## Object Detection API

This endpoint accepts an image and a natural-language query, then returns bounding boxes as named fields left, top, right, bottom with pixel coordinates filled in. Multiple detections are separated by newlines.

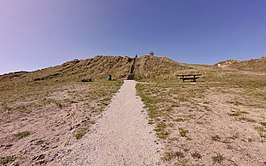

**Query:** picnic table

left=177, top=74, right=202, bottom=82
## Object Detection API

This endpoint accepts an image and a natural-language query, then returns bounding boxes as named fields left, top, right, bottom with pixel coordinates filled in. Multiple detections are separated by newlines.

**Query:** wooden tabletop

left=176, top=74, right=202, bottom=77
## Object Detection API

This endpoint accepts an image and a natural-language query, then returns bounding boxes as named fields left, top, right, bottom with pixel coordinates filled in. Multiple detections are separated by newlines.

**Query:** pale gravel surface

left=58, top=80, right=161, bottom=166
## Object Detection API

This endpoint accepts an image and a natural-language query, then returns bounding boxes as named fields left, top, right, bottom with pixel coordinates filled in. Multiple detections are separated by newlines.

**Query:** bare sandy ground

left=56, top=80, right=161, bottom=166
left=0, top=82, right=122, bottom=166
left=137, top=78, right=266, bottom=165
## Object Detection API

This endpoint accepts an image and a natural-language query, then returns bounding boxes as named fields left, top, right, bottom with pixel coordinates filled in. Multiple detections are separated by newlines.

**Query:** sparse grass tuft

left=162, top=151, right=185, bottom=161
left=211, top=135, right=221, bottom=141
left=44, top=98, right=64, bottom=108
left=222, top=136, right=238, bottom=143
left=163, top=152, right=173, bottom=161
left=191, top=152, right=202, bottom=159
left=212, top=153, right=225, bottom=164
left=36, top=139, right=45, bottom=145
left=237, top=116, right=256, bottom=123
left=260, top=122, right=266, bottom=127
left=0, top=156, right=16, bottom=165
left=173, top=151, right=185, bottom=159
left=175, top=117, right=186, bottom=122
left=74, top=120, right=96, bottom=139
left=255, top=126, right=266, bottom=138
left=14, top=131, right=30, bottom=139
left=75, top=128, right=87, bottom=140
left=229, top=110, right=249, bottom=117
left=226, top=144, right=233, bottom=149
left=155, top=122, right=168, bottom=139
left=179, top=128, right=188, bottom=137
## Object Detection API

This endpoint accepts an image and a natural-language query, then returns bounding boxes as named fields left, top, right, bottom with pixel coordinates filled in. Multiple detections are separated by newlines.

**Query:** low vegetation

left=74, top=120, right=95, bottom=139
left=179, top=128, right=188, bottom=137
left=0, top=156, right=16, bottom=165
left=212, top=153, right=225, bottom=164
left=134, top=55, right=190, bottom=79
left=136, top=60, right=266, bottom=165
left=0, top=78, right=122, bottom=165
left=1, top=55, right=266, bottom=165
left=229, top=56, right=266, bottom=72
left=14, top=131, right=31, bottom=139
left=0, top=57, right=123, bottom=165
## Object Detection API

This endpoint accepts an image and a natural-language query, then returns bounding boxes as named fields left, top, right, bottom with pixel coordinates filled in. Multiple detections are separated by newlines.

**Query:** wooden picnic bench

left=177, top=74, right=202, bottom=82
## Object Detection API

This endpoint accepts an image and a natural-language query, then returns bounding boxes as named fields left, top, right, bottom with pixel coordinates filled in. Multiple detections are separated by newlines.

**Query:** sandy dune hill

left=216, top=56, right=266, bottom=72
left=1, top=55, right=266, bottom=165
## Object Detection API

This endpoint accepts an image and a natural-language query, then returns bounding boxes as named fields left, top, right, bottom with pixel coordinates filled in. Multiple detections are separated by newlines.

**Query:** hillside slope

left=1, top=55, right=265, bottom=82
left=230, top=56, right=266, bottom=72
left=59, top=56, right=133, bottom=80
left=134, top=55, right=193, bottom=79
left=1, top=55, right=204, bottom=82
left=216, top=56, right=266, bottom=72
left=1, top=55, right=265, bottom=165
left=0, top=56, right=131, bottom=165
left=0, top=56, right=133, bottom=84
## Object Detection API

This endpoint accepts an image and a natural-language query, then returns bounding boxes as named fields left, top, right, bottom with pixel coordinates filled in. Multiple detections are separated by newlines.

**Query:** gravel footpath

left=58, top=80, right=161, bottom=166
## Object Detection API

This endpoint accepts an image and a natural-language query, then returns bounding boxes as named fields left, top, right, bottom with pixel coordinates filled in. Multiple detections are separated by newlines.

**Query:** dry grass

left=1, top=55, right=266, bottom=165
left=230, top=56, right=266, bottom=72
left=14, top=131, right=31, bottom=139
left=212, top=153, right=225, bottom=164
left=136, top=65, right=266, bottom=165
left=74, top=120, right=95, bottom=139
left=134, top=55, right=191, bottom=79
left=0, top=63, right=123, bottom=165
left=0, top=156, right=16, bottom=165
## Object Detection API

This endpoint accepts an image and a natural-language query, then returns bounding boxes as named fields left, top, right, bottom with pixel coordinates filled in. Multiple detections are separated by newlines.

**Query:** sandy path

left=59, top=80, right=161, bottom=166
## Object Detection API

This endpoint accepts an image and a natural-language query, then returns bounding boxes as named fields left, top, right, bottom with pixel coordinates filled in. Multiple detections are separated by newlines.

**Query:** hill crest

left=216, top=56, right=266, bottom=72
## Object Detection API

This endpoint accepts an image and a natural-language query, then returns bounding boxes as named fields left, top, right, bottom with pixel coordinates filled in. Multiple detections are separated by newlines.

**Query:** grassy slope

left=0, top=55, right=133, bottom=82
left=220, top=56, right=266, bottom=72
left=1, top=55, right=266, bottom=165
left=0, top=56, right=128, bottom=165
left=136, top=64, right=266, bottom=165
left=0, top=79, right=122, bottom=165
left=134, top=55, right=193, bottom=79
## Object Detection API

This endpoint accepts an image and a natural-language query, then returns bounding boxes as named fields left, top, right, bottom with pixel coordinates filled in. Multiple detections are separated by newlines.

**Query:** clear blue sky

left=1, top=0, right=266, bottom=74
